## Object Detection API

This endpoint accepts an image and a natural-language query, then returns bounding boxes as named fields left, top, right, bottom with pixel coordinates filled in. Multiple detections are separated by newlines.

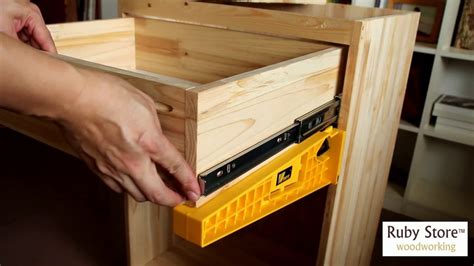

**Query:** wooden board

left=0, top=53, right=196, bottom=155
left=317, top=12, right=420, bottom=266
left=224, top=1, right=405, bottom=20
left=119, top=0, right=355, bottom=45
left=192, top=47, right=342, bottom=174
left=48, top=18, right=136, bottom=70
left=213, top=0, right=326, bottom=3
left=134, top=17, right=331, bottom=83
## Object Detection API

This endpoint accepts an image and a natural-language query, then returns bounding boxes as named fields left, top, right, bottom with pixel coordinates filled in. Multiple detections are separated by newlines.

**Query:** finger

left=76, top=150, right=126, bottom=195
left=94, top=163, right=147, bottom=202
left=131, top=158, right=185, bottom=207
left=29, top=34, right=41, bottom=50
left=76, top=146, right=145, bottom=201
left=25, top=11, right=57, bottom=53
left=17, top=30, right=29, bottom=43
left=98, top=174, right=123, bottom=193
left=29, top=3, right=42, bottom=15
left=149, top=135, right=201, bottom=202
left=116, top=172, right=147, bottom=202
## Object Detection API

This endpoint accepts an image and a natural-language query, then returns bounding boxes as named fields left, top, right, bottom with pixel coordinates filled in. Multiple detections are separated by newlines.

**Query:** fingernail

left=187, top=191, right=199, bottom=202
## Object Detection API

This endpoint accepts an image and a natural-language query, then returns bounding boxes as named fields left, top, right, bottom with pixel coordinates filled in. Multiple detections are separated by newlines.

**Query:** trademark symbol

left=459, top=229, right=466, bottom=233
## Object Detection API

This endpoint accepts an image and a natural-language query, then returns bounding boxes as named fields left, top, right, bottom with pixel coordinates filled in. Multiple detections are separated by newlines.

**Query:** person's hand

left=58, top=69, right=201, bottom=206
left=0, top=0, right=56, bottom=53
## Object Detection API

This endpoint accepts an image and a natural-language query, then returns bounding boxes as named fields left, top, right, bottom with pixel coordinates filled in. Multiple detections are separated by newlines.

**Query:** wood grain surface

left=192, top=48, right=342, bottom=174
left=134, top=17, right=330, bottom=83
left=0, top=2, right=419, bottom=266
left=0, top=52, right=196, bottom=155
left=48, top=18, right=136, bottom=69
left=119, top=0, right=355, bottom=45
left=318, top=12, right=420, bottom=266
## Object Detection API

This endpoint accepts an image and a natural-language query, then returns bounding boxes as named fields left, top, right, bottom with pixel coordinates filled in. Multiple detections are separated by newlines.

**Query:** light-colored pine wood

left=318, top=12, right=419, bottom=266
left=119, top=0, right=355, bottom=45
left=0, top=2, right=420, bottom=266
left=134, top=17, right=331, bottom=83
left=210, top=0, right=326, bottom=3
left=126, top=199, right=163, bottom=266
left=219, top=1, right=404, bottom=20
left=48, top=18, right=136, bottom=70
left=192, top=48, right=342, bottom=175
left=119, top=2, right=417, bottom=264
left=0, top=53, right=195, bottom=155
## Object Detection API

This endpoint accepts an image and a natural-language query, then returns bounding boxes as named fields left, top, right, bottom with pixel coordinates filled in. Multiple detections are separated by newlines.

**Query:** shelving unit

left=384, top=0, right=474, bottom=235
left=414, top=42, right=437, bottom=55
left=399, top=119, right=420, bottom=133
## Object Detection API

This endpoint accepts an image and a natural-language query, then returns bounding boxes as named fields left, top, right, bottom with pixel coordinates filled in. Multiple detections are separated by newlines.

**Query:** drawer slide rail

left=199, top=96, right=341, bottom=196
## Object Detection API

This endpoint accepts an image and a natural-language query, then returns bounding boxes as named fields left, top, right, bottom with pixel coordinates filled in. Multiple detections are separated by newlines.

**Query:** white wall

left=101, top=0, right=119, bottom=19
left=352, top=0, right=376, bottom=7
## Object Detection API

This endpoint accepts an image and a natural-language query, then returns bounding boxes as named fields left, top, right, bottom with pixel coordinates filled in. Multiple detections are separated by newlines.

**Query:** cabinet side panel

left=194, top=48, right=343, bottom=174
left=126, top=198, right=176, bottom=266
left=321, top=13, right=420, bottom=266
left=48, top=18, right=136, bottom=70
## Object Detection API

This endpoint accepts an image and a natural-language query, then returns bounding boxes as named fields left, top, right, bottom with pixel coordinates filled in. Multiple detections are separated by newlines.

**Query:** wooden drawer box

left=2, top=16, right=342, bottom=184
left=0, top=1, right=419, bottom=265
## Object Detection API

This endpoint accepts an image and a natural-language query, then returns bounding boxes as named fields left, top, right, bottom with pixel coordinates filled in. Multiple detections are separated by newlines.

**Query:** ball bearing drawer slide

left=198, top=96, right=341, bottom=196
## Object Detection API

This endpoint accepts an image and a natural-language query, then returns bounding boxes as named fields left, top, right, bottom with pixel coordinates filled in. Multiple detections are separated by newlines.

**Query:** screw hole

left=147, top=3, right=151, bottom=7
left=184, top=2, right=188, bottom=6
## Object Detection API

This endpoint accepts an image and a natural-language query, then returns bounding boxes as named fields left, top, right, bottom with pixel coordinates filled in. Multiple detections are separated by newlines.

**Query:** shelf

left=414, top=42, right=437, bottom=55
left=440, top=47, right=474, bottom=62
left=383, top=182, right=405, bottom=214
left=398, top=119, right=419, bottom=133
left=423, top=125, right=474, bottom=146
left=407, top=178, right=474, bottom=222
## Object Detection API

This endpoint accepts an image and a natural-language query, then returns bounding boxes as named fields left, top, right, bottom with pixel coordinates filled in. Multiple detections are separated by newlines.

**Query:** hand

left=58, top=69, right=201, bottom=206
left=1, top=33, right=200, bottom=206
left=0, top=0, right=56, bottom=53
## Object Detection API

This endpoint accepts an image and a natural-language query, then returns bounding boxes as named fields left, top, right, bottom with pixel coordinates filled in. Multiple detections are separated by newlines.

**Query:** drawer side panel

left=48, top=18, right=136, bottom=70
left=0, top=55, right=189, bottom=156
left=193, top=47, right=343, bottom=174
left=134, top=17, right=331, bottom=84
